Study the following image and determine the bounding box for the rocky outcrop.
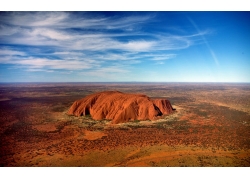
[68,91,174,124]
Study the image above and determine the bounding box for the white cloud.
[0,12,212,80]
[79,65,131,81]
[0,12,152,30]
[95,53,129,61]
[97,67,129,73]
[25,68,54,73]
[0,56,11,63]
[0,24,20,35]
[122,41,155,51]
[0,12,68,27]
[0,12,205,52]
[3,57,98,71]
[156,35,192,50]
[155,61,165,65]
[141,53,177,61]
[30,28,72,40]
[0,48,27,63]
[0,49,26,56]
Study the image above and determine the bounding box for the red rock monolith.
[67,91,174,124]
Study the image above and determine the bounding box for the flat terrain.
[0,82,250,166]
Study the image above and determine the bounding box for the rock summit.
[68,91,174,124]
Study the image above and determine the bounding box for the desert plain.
[0,82,250,167]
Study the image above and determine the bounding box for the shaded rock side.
[68,91,174,124]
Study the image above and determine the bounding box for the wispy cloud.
[0,48,26,56]
[79,67,131,81]
[1,56,99,71]
[0,12,211,79]
[0,12,153,30]
[187,16,219,66]
[17,58,94,70]
[140,53,177,61]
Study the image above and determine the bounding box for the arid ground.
[0,82,250,167]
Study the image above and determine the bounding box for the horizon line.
[0,81,250,84]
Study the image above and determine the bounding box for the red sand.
[68,91,174,124]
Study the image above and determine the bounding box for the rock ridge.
[68,91,174,124]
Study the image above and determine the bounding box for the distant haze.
[0,12,249,82]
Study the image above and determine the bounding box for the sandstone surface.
[68,91,174,124]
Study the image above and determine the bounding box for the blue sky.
[0,11,249,82]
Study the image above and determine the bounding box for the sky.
[0,11,249,82]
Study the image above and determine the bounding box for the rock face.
[68,91,174,124]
